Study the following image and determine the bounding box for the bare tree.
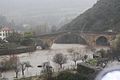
[42,62,53,80]
[9,55,21,78]
[13,62,21,78]
[70,52,83,66]
[82,55,88,62]
[21,61,32,77]
[0,64,3,79]
[68,48,83,66]
[53,53,67,69]
[38,62,53,80]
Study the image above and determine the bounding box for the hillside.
[60,0,120,32]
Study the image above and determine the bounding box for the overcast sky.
[0,0,97,25]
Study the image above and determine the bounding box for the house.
[0,27,14,40]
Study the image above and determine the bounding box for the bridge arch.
[35,39,52,49]
[53,32,88,45]
[35,32,116,49]
[96,36,110,46]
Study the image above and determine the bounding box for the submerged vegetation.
[0,0,120,80]
[15,70,88,80]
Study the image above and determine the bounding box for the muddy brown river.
[0,44,102,80]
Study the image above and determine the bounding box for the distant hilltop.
[60,0,120,32]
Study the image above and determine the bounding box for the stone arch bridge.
[34,31,117,49]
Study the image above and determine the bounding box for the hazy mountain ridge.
[0,0,96,27]
[60,0,120,32]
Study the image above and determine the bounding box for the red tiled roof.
[1,27,13,31]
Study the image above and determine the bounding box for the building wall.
[0,29,13,40]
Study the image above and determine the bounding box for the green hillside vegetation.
[60,0,120,32]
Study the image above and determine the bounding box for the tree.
[112,34,120,50]
[41,62,53,80]
[0,43,18,54]
[56,71,88,80]
[68,48,83,66]
[20,61,32,77]
[53,53,67,69]
[0,55,21,78]
[99,49,106,58]
[13,63,21,78]
[82,55,88,62]
[20,38,34,46]
[24,32,34,38]
[111,34,120,60]
[22,32,35,46]
[1,43,18,49]
[0,38,5,44]
[70,52,82,66]
[86,59,98,66]
[6,32,22,44]
[11,55,21,78]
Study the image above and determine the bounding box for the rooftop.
[0,27,13,31]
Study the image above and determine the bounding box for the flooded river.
[0,44,94,80]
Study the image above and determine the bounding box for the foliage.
[54,71,88,80]
[21,61,32,76]
[5,31,35,47]
[13,60,21,78]
[0,43,18,49]
[0,32,21,49]
[110,34,120,60]
[0,78,9,80]
[55,34,87,44]
[112,34,120,50]
[68,48,88,65]
[53,53,67,68]
[60,0,120,32]
[15,70,89,80]
[70,52,82,66]
[0,55,20,72]
[20,38,34,46]
[41,62,53,80]
[0,38,5,44]
[98,49,107,58]
[24,32,34,38]
[14,76,39,80]
[86,59,98,66]
[0,56,32,78]
[82,55,88,62]
[21,32,35,46]
[6,32,22,44]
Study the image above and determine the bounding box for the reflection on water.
[0,44,90,80]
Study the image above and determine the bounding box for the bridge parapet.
[34,31,117,49]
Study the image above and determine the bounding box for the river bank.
[0,46,36,55]
[0,44,106,80]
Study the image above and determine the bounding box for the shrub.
[86,59,98,66]
[0,55,20,71]
[53,53,67,68]
[55,71,88,80]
